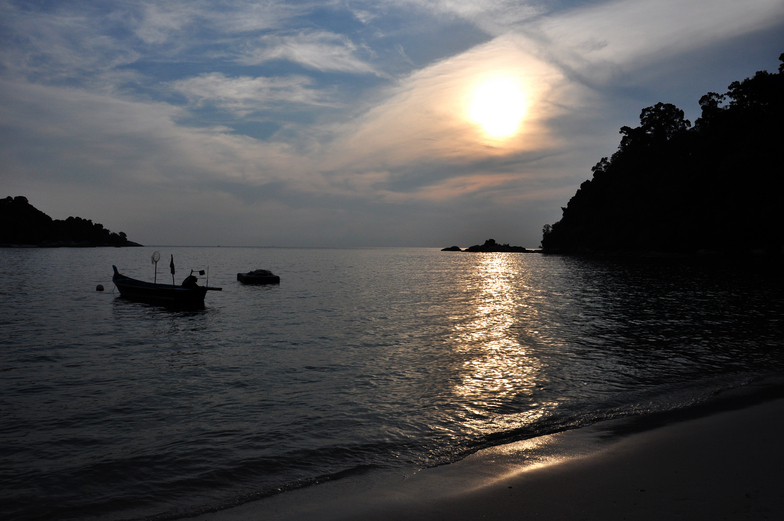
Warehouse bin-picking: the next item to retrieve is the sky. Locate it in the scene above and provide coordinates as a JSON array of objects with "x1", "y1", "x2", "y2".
[{"x1": 1, "y1": 0, "x2": 783, "y2": 248}]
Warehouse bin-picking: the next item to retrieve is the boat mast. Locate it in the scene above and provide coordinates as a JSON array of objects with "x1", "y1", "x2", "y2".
[{"x1": 151, "y1": 251, "x2": 161, "y2": 283}]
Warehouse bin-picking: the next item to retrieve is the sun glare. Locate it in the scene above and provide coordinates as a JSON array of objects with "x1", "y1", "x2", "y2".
[{"x1": 469, "y1": 78, "x2": 526, "y2": 139}]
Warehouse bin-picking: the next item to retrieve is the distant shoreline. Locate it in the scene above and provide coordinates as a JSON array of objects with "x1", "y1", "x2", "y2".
[{"x1": 0, "y1": 242, "x2": 143, "y2": 248}]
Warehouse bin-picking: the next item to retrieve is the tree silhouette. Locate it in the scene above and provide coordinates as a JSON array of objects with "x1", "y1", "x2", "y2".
[
  {"x1": 541, "y1": 53, "x2": 783, "y2": 255},
  {"x1": 619, "y1": 102, "x2": 690, "y2": 152}
]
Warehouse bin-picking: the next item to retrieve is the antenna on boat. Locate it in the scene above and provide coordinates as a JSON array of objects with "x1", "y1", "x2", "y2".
[{"x1": 151, "y1": 251, "x2": 161, "y2": 283}]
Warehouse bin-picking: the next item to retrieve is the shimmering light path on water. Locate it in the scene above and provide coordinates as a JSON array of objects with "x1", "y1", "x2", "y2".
[{"x1": 1, "y1": 247, "x2": 782, "y2": 520}]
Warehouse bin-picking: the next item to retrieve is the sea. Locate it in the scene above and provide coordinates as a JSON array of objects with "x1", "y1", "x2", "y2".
[{"x1": 2, "y1": 246, "x2": 783, "y2": 520}]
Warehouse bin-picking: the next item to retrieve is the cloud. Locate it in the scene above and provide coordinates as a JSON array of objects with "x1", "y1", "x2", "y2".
[
  {"x1": 399, "y1": 0, "x2": 544, "y2": 31},
  {"x1": 0, "y1": 2, "x2": 140, "y2": 87},
  {"x1": 0, "y1": 77, "x2": 307, "y2": 190},
  {"x1": 170, "y1": 73, "x2": 338, "y2": 116},
  {"x1": 318, "y1": 34, "x2": 577, "y2": 174},
  {"x1": 533, "y1": 0, "x2": 784, "y2": 87},
  {"x1": 130, "y1": 0, "x2": 290, "y2": 45},
  {"x1": 237, "y1": 31, "x2": 380, "y2": 74},
  {"x1": 132, "y1": 2, "x2": 193, "y2": 45}
]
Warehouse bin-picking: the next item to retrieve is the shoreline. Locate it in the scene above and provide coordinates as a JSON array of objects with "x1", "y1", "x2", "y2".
[{"x1": 193, "y1": 392, "x2": 784, "y2": 521}]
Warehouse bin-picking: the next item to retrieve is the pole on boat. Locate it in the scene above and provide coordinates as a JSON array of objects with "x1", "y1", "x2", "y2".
[{"x1": 151, "y1": 251, "x2": 161, "y2": 283}]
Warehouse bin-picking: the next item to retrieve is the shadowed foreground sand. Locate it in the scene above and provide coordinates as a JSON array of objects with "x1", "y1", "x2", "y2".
[{"x1": 196, "y1": 397, "x2": 784, "y2": 521}]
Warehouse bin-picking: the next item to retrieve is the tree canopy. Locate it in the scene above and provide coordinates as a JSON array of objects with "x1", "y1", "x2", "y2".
[{"x1": 541, "y1": 53, "x2": 783, "y2": 255}]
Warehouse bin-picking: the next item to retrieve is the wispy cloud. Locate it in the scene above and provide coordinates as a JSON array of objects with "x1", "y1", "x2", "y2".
[
  {"x1": 0, "y1": 2, "x2": 139, "y2": 86},
  {"x1": 236, "y1": 31, "x2": 380, "y2": 74},
  {"x1": 130, "y1": 0, "x2": 291, "y2": 45},
  {"x1": 170, "y1": 73, "x2": 337, "y2": 116},
  {"x1": 132, "y1": 1, "x2": 194, "y2": 45},
  {"x1": 532, "y1": 0, "x2": 784, "y2": 86},
  {"x1": 399, "y1": 0, "x2": 544, "y2": 29}
]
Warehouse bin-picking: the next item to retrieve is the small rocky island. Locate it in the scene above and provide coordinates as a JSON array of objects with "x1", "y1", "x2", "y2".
[
  {"x1": 0, "y1": 196, "x2": 142, "y2": 247},
  {"x1": 442, "y1": 239, "x2": 529, "y2": 253}
]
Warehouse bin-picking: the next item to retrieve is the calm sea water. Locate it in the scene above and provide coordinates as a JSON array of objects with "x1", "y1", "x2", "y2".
[{"x1": 2, "y1": 247, "x2": 783, "y2": 520}]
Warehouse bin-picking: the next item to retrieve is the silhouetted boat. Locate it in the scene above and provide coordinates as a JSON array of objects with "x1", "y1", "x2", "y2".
[
  {"x1": 112, "y1": 265, "x2": 222, "y2": 306},
  {"x1": 237, "y1": 269, "x2": 280, "y2": 285}
]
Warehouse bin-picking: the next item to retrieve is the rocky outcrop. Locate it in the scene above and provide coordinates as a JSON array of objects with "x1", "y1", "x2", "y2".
[{"x1": 465, "y1": 239, "x2": 527, "y2": 253}]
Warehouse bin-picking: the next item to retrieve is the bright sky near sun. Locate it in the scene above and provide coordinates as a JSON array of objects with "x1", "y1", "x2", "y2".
[
  {"x1": 1, "y1": 0, "x2": 783, "y2": 247},
  {"x1": 470, "y1": 77, "x2": 527, "y2": 138}
]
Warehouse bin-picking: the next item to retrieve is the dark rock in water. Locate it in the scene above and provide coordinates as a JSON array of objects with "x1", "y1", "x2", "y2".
[
  {"x1": 96, "y1": 284, "x2": 104, "y2": 291},
  {"x1": 464, "y1": 239, "x2": 528, "y2": 253},
  {"x1": 441, "y1": 246, "x2": 462, "y2": 251},
  {"x1": 237, "y1": 269, "x2": 280, "y2": 285}
]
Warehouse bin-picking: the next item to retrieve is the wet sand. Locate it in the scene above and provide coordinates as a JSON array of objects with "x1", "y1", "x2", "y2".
[{"x1": 195, "y1": 397, "x2": 784, "y2": 521}]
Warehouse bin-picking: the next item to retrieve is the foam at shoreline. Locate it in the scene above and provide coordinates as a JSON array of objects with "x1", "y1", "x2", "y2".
[{"x1": 192, "y1": 393, "x2": 784, "y2": 521}]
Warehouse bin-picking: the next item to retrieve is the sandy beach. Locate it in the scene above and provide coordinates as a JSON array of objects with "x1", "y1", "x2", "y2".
[{"x1": 195, "y1": 396, "x2": 784, "y2": 521}]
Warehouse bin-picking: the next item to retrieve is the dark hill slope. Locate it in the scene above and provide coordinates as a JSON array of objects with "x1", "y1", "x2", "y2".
[
  {"x1": 541, "y1": 54, "x2": 783, "y2": 255},
  {"x1": 0, "y1": 196, "x2": 141, "y2": 247}
]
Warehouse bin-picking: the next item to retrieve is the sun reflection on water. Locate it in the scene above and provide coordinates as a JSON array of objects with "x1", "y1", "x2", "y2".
[{"x1": 451, "y1": 254, "x2": 549, "y2": 433}]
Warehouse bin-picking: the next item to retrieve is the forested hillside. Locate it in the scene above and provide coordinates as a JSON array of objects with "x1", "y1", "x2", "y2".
[
  {"x1": 541, "y1": 54, "x2": 783, "y2": 255},
  {"x1": 0, "y1": 196, "x2": 141, "y2": 247}
]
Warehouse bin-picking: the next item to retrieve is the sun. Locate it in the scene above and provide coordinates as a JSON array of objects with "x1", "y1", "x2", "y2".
[{"x1": 469, "y1": 78, "x2": 527, "y2": 139}]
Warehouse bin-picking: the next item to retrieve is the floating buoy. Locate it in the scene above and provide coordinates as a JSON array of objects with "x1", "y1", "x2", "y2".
[{"x1": 96, "y1": 284, "x2": 104, "y2": 291}]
